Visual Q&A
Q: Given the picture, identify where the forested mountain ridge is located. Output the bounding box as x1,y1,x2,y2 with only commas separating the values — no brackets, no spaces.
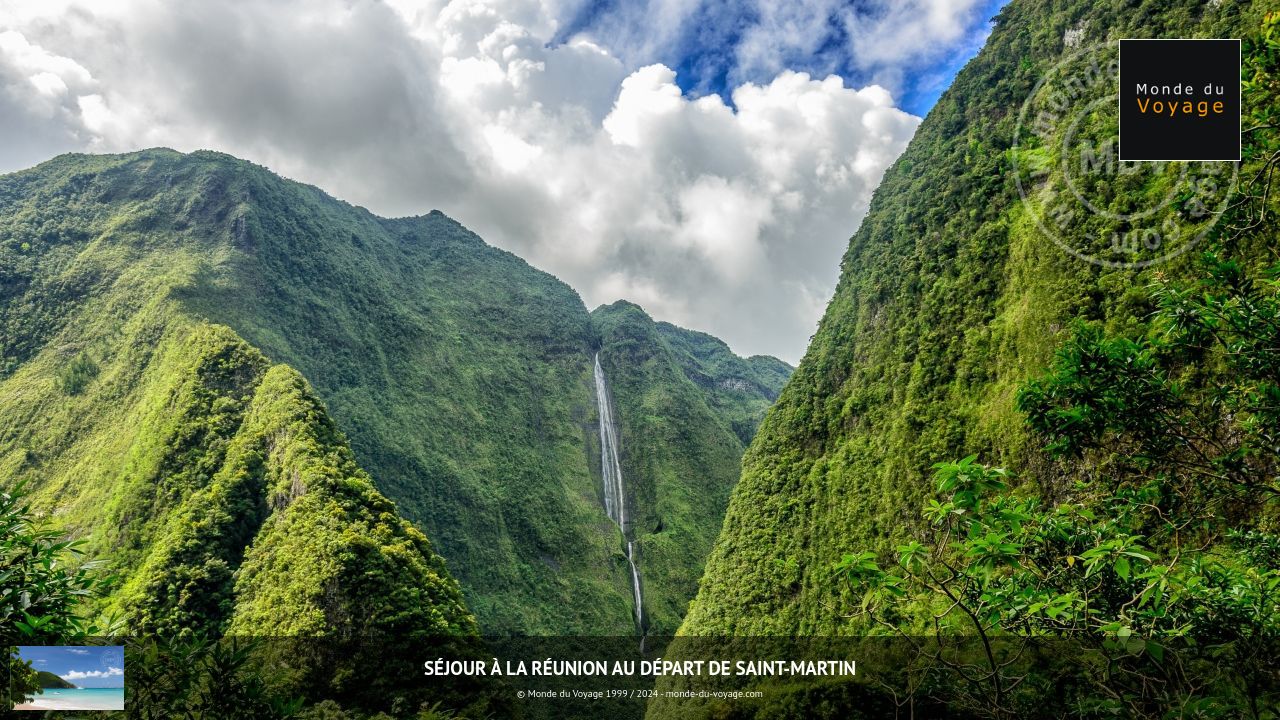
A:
0,149,788,636
681,0,1280,636
654,318,793,447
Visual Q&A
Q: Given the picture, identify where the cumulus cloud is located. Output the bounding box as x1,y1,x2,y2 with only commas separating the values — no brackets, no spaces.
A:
64,667,124,680
0,0,924,363
513,67,917,359
0,27,99,169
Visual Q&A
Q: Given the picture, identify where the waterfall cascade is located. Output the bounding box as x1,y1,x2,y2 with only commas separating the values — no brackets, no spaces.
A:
593,353,646,638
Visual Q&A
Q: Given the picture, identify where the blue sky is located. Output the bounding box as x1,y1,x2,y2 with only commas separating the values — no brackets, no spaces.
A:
555,0,1009,116
0,0,1009,363
15,646,125,688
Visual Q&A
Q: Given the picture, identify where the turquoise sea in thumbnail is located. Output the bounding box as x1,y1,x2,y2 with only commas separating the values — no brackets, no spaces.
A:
14,687,125,711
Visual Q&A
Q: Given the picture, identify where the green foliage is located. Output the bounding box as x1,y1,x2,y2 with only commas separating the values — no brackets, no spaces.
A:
1019,264,1280,507
0,146,780,636
838,457,1279,717
832,196,1280,716
87,329,478,641
7,647,40,709
226,365,476,639
654,318,790,445
683,0,1280,637
293,699,464,720
0,481,118,643
1,482,120,708
56,351,98,395
1238,12,1280,233
127,629,496,717
129,635,303,720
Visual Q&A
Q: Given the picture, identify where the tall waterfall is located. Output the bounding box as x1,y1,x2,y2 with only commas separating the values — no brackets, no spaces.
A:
593,353,645,638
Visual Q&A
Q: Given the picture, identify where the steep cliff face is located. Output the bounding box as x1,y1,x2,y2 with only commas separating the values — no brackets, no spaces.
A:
681,0,1278,635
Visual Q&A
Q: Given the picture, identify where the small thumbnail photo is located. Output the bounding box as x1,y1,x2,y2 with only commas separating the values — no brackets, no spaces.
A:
8,646,124,711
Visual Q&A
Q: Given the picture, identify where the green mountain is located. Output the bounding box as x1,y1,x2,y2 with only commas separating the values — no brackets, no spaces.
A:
0,149,788,636
34,671,75,690
682,0,1280,636
654,319,793,448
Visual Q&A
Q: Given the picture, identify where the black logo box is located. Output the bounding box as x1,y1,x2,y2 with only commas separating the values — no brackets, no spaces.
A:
1119,38,1241,162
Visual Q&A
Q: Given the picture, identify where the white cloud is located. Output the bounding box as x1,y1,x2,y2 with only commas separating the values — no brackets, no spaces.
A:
66,648,90,655
838,0,994,92
0,27,99,168
841,0,989,67
531,66,917,359
64,667,123,680
0,0,923,363
731,0,991,81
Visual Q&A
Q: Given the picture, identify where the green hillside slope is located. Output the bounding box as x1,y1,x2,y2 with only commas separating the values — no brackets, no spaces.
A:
682,0,1280,636
34,671,74,689
0,149,788,635
0,303,475,637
